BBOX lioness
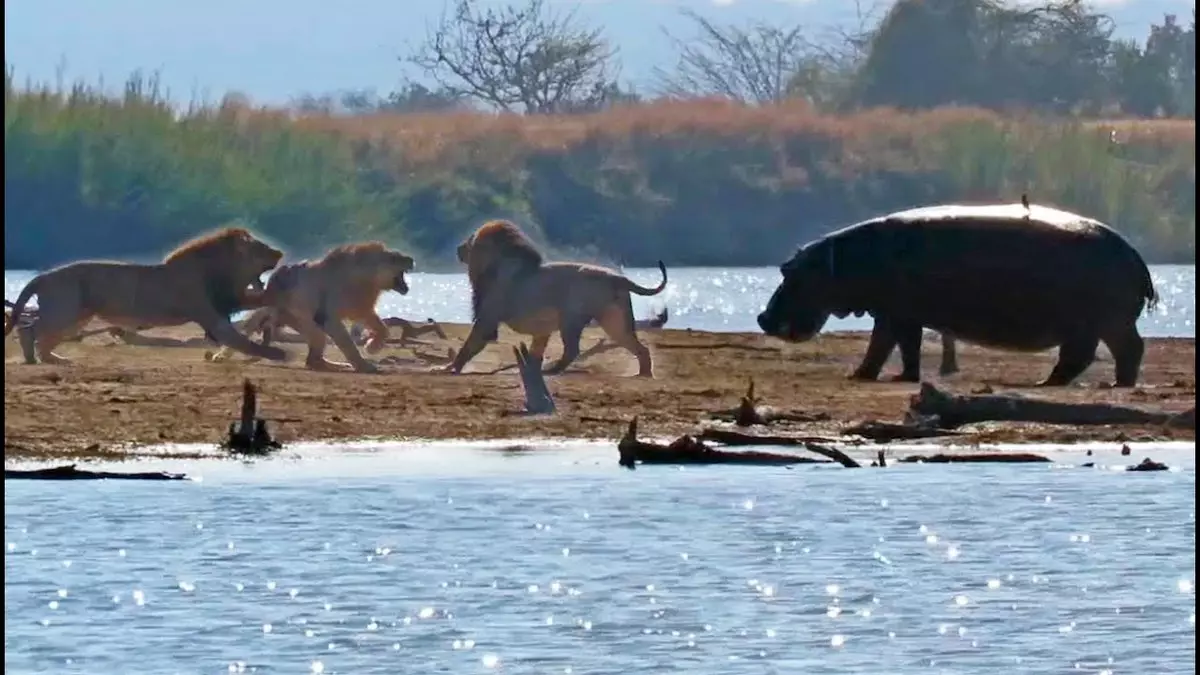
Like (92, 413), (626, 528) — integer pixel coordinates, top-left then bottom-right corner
(208, 241), (414, 373)
(446, 219), (668, 377)
(4, 227), (286, 364)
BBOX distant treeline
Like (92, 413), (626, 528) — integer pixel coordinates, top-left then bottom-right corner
(4, 75), (1195, 269)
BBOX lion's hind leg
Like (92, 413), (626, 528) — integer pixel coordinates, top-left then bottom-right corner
(21, 288), (92, 365)
(596, 302), (654, 378)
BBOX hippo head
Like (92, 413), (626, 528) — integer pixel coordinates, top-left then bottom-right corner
(756, 239), (838, 342)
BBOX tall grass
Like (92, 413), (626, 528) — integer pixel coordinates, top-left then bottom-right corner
(5, 73), (1194, 268)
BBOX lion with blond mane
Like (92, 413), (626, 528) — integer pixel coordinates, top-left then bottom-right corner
(446, 219), (668, 377)
(207, 241), (414, 373)
(4, 227), (287, 365)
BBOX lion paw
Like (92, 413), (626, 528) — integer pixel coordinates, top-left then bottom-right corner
(364, 336), (387, 355)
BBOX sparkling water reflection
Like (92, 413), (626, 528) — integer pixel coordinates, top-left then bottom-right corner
(4, 446), (1195, 674)
(5, 265), (1196, 337)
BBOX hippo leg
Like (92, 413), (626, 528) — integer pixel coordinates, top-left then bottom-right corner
(938, 333), (959, 376)
(1037, 335), (1100, 387)
(850, 319), (899, 381)
(891, 322), (925, 382)
(1102, 323), (1146, 388)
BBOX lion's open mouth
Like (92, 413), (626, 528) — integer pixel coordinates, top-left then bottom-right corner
(393, 274), (409, 295)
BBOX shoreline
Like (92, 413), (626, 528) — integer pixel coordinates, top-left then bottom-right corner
(5, 324), (1195, 463)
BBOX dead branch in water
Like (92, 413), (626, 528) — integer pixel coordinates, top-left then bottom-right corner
(221, 379), (283, 455)
(617, 417), (845, 469)
(4, 464), (190, 481)
(898, 453), (1051, 464)
(695, 427), (861, 467)
(910, 382), (1195, 430)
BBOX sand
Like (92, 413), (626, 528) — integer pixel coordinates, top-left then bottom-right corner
(4, 322), (1195, 462)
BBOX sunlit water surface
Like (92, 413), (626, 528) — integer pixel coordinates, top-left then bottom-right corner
(4, 443), (1195, 674)
(5, 265), (1196, 337)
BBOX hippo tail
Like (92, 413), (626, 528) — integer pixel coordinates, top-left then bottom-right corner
(1141, 263), (1159, 313)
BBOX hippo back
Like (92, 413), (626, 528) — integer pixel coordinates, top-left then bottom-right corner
(810, 202), (1155, 349)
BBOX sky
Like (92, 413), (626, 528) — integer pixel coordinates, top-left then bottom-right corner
(4, 0), (1190, 106)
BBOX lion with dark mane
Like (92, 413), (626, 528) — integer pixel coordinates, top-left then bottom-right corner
(447, 219), (668, 377)
(208, 241), (414, 373)
(4, 227), (286, 364)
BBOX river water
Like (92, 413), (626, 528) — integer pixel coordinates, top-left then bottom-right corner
(3, 442), (1196, 674)
(4, 265), (1196, 337)
(4, 266), (1196, 673)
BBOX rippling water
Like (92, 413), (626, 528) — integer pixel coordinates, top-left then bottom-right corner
(5, 265), (1196, 337)
(4, 443), (1196, 674)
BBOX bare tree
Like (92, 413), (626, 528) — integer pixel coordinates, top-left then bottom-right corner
(405, 0), (618, 114)
(652, 9), (825, 105)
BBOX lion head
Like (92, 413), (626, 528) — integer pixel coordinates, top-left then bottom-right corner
(161, 227), (284, 315)
(320, 241), (415, 295)
(457, 220), (544, 319)
(164, 227), (283, 283)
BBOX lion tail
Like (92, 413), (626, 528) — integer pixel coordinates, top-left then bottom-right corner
(4, 274), (42, 336)
(626, 261), (669, 297)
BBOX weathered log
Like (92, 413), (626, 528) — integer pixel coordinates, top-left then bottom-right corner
(221, 379), (283, 454)
(909, 382), (1195, 430)
(695, 428), (861, 468)
(841, 419), (962, 442)
(898, 452), (1051, 464)
(5, 464), (189, 481)
(515, 342), (556, 415)
(617, 418), (837, 470)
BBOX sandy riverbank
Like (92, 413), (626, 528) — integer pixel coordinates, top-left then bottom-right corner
(4, 323), (1195, 462)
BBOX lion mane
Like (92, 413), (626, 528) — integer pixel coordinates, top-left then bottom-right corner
(4, 226), (286, 365)
(208, 240), (415, 373)
(457, 220), (544, 323)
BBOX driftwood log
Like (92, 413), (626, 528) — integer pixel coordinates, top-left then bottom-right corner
(898, 453), (1051, 464)
(694, 427), (861, 467)
(841, 420), (962, 442)
(221, 379), (283, 454)
(4, 464), (189, 481)
(617, 417), (849, 469)
(910, 382), (1195, 430)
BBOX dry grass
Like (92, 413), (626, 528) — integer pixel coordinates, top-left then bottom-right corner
(290, 99), (1194, 166)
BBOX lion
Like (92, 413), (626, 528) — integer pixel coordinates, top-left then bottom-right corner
(3, 227), (287, 365)
(206, 241), (415, 373)
(446, 219), (668, 377)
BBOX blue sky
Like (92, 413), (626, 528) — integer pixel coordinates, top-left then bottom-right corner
(5, 0), (1189, 105)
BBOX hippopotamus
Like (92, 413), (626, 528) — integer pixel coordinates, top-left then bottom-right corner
(756, 201), (1159, 387)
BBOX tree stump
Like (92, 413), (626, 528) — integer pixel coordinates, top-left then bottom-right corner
(515, 342), (556, 415)
(221, 379), (283, 454)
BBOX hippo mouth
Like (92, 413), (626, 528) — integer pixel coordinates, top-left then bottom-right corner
(393, 274), (409, 295)
(757, 311), (825, 343)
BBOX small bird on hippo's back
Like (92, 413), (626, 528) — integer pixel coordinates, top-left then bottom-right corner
(756, 198), (1159, 388)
